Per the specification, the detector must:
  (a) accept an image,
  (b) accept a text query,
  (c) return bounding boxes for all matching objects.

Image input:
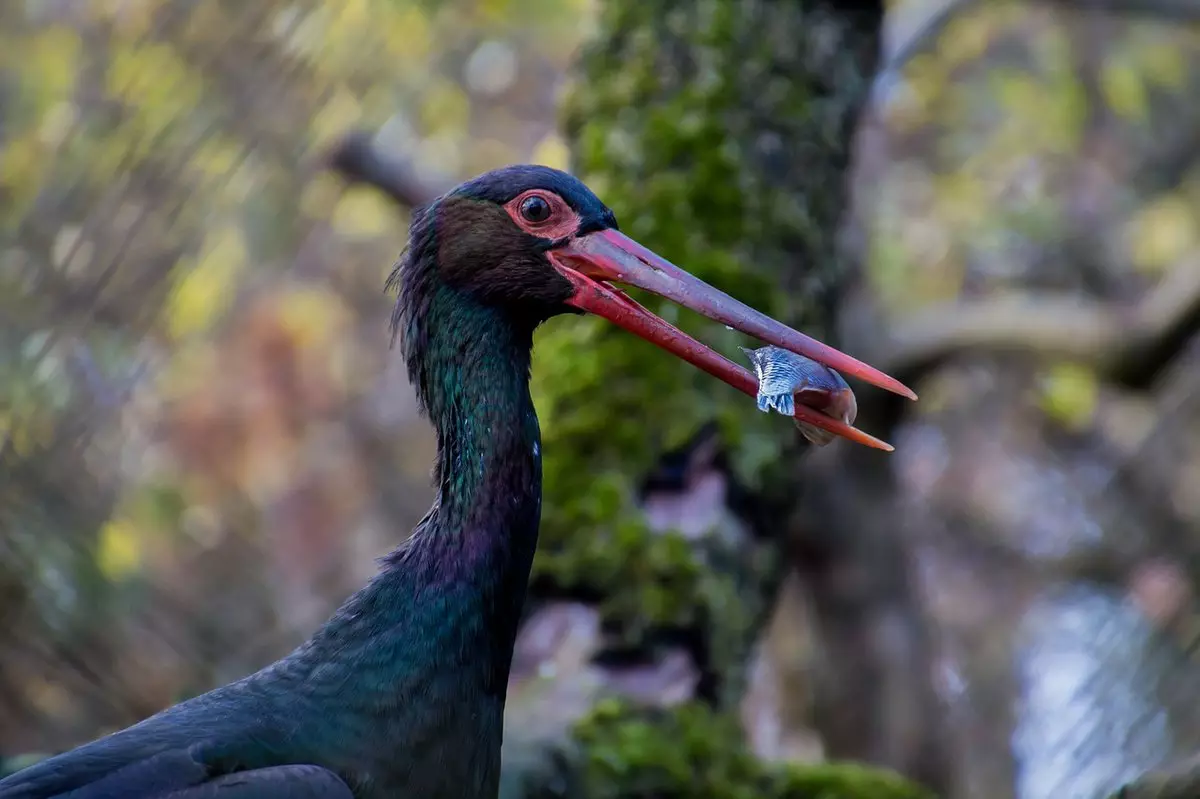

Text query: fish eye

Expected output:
[519,194,552,224]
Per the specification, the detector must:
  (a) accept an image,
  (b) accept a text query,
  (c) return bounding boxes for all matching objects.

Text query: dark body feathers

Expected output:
[0,166,614,799]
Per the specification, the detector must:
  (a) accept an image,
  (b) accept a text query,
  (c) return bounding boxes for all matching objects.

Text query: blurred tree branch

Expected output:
[322,131,448,209]
[883,0,1200,85]
[877,263,1200,387]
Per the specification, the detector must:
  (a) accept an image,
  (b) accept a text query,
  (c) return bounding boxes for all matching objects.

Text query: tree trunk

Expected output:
[513,0,950,794]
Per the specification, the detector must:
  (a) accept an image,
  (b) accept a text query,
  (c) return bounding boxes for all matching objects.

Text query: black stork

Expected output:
[0,165,915,799]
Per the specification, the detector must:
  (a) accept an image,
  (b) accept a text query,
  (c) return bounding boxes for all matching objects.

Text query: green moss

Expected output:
[531,0,880,666]
[527,700,934,799]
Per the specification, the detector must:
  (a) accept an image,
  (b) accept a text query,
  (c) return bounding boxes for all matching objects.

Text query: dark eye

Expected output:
[519,194,552,224]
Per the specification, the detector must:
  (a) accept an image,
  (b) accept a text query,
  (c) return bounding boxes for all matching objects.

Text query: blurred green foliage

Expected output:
[536,700,932,799]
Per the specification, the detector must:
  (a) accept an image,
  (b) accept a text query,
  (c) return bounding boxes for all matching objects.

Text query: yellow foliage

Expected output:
[107,40,203,140]
[479,0,514,25]
[301,173,345,219]
[1039,363,1098,431]
[1128,194,1197,273]
[904,53,945,117]
[938,11,993,68]
[159,341,220,398]
[466,138,518,175]
[332,186,396,237]
[1140,40,1187,89]
[311,87,364,149]
[322,0,376,70]
[381,5,433,65]
[335,0,372,30]
[992,70,1039,119]
[317,0,435,76]
[193,138,246,181]
[939,169,984,219]
[531,133,571,171]
[19,26,81,117]
[0,134,48,217]
[165,226,248,339]
[38,101,77,148]
[92,0,157,38]
[420,79,472,134]
[97,518,143,581]
[0,407,55,457]
[276,286,352,353]
[286,6,335,64]
[86,128,144,189]
[986,67,1082,156]
[1100,58,1148,121]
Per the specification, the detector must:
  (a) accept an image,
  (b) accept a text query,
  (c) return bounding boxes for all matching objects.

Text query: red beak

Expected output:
[548,228,916,452]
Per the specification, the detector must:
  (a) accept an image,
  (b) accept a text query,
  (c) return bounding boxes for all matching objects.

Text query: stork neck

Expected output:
[406,283,543,580]
[262,284,541,770]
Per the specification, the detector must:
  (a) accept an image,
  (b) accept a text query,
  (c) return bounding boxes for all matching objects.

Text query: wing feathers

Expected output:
[1,751,353,799]
[162,766,353,799]
[57,749,209,799]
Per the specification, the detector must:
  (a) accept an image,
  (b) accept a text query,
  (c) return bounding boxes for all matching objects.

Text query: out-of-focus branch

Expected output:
[877,263,1200,386]
[322,131,449,208]
[881,0,1200,86]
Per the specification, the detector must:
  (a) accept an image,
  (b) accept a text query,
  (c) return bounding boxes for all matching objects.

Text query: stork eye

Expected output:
[519,195,552,224]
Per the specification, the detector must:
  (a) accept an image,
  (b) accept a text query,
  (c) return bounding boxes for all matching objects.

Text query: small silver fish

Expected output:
[740,345,859,447]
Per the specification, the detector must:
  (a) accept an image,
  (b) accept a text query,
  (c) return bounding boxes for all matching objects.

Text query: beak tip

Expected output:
[887,379,918,402]
[884,381,918,402]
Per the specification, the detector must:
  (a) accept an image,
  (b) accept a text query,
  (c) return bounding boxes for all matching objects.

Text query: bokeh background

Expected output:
[3,1,1200,798]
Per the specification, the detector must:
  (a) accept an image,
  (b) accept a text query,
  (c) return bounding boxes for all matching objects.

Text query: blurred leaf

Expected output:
[276,285,352,353]
[312,87,364,149]
[301,172,345,219]
[1100,58,1148,121]
[332,186,395,237]
[0,133,48,218]
[1140,39,1187,89]
[166,226,247,339]
[380,5,433,66]
[21,26,80,117]
[1039,363,1098,432]
[938,10,993,68]
[107,40,203,139]
[531,133,570,170]
[420,78,471,134]
[1128,194,1196,273]
[95,0,158,38]
[97,518,142,581]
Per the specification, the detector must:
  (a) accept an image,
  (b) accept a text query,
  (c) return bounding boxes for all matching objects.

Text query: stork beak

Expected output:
[548,228,916,452]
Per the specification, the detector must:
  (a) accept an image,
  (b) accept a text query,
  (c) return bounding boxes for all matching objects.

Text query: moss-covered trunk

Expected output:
[512,0,947,796]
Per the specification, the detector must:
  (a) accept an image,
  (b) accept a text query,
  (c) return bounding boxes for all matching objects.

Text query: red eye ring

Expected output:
[504,190,580,240]
[519,193,553,224]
